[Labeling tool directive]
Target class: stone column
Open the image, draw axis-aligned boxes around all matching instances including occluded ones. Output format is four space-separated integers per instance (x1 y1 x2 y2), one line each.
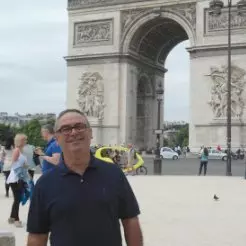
0 232 15 246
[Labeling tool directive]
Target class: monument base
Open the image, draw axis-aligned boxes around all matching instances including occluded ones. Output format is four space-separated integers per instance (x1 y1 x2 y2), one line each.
89 117 103 145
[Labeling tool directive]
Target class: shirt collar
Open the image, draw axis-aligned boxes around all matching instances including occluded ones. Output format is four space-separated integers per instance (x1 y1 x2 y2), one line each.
47 137 56 146
58 152 99 176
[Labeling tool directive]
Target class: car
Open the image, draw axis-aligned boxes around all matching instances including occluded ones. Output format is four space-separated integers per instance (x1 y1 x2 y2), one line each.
199 149 228 161
160 147 179 160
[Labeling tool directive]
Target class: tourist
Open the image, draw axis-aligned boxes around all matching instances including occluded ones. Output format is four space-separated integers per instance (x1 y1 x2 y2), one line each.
23 140 38 180
27 109 143 246
7 133 30 228
1 136 14 197
198 147 209 176
182 146 187 158
34 124 61 174
127 143 136 175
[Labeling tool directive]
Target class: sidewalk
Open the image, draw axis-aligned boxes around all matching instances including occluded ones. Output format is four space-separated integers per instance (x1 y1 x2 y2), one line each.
0 175 246 246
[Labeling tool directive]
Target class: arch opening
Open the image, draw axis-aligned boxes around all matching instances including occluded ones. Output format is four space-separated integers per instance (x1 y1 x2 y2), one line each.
127 16 191 149
129 17 189 66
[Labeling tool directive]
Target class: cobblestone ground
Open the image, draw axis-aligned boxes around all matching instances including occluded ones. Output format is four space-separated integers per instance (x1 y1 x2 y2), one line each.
0 175 246 246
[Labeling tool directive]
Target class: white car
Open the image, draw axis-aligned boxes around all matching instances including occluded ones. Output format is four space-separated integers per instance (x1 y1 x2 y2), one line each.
160 147 179 160
199 149 227 161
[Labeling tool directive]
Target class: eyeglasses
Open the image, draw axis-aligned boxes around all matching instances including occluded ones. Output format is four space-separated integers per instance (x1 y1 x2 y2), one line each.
57 123 89 135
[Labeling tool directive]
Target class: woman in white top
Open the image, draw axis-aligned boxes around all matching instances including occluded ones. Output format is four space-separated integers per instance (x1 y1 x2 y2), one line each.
1 136 14 197
7 133 28 228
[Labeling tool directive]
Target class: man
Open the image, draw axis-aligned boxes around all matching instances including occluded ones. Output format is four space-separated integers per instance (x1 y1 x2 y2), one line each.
27 109 143 246
35 124 61 174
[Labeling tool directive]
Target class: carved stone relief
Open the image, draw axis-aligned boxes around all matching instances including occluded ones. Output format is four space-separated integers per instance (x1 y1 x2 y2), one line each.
208 65 246 119
205 7 246 35
77 72 106 120
121 3 196 37
68 0 146 9
167 3 196 31
74 20 113 46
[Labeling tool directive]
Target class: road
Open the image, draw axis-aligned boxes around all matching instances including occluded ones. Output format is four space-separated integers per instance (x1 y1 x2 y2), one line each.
143 157 246 176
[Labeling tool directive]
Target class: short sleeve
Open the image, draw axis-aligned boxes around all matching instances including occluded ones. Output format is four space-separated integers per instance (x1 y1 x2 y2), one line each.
27 181 50 234
51 142 62 155
118 173 140 220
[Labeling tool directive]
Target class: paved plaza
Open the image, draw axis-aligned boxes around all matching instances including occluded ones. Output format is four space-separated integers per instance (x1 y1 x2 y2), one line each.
1 174 246 246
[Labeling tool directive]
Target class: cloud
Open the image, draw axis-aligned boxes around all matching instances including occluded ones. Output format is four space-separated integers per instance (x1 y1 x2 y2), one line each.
164 41 190 122
0 0 67 115
0 1 190 122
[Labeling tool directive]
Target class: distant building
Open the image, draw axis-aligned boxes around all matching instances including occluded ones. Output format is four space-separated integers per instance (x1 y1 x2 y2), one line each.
0 113 56 127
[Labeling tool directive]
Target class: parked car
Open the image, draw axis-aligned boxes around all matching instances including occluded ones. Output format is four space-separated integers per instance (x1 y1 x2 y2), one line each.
199 149 227 161
160 147 179 160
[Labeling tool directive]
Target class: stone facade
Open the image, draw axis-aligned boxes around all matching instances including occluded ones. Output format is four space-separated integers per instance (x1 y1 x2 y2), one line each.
66 0 246 150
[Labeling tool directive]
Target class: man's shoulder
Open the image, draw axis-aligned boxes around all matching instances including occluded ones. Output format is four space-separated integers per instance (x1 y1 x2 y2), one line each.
35 168 61 188
49 141 62 152
94 158 122 174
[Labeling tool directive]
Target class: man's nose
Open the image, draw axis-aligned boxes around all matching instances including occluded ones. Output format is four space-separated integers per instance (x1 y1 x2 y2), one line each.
70 128 77 135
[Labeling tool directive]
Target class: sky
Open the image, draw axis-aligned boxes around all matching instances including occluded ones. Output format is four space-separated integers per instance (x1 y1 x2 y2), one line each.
0 1 189 122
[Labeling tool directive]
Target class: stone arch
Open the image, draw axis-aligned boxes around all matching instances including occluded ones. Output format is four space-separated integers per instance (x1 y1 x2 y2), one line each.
121 9 196 56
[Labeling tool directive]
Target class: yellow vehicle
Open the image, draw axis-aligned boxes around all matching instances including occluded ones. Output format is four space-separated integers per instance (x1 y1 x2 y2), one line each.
94 146 147 175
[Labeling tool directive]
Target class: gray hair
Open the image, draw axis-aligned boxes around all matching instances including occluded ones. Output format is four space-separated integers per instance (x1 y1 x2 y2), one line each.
54 109 90 131
41 124 55 134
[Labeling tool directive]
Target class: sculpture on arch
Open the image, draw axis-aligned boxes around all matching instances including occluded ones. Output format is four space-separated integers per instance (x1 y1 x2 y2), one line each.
77 72 106 120
208 65 246 119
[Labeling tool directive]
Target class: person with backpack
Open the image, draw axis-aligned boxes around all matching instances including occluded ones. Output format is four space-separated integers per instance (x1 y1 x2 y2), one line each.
198 147 209 176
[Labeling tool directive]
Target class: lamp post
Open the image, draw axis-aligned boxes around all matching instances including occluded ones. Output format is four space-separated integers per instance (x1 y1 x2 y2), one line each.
209 0 246 176
153 82 164 175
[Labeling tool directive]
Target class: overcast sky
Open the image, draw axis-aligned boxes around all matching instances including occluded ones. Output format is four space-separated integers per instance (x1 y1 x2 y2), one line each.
0 1 189 122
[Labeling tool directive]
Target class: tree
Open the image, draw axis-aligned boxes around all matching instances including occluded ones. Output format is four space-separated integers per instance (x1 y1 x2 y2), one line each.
176 124 189 147
0 124 14 144
16 119 45 147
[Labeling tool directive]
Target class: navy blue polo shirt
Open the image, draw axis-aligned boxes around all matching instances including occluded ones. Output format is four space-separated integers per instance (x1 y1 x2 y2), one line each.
42 137 61 174
27 155 140 246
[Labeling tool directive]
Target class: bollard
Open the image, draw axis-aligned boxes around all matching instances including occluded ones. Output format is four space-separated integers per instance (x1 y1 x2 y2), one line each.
0 232 15 246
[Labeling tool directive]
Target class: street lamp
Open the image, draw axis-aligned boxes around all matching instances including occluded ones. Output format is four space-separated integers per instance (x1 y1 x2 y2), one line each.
153 82 164 175
209 0 246 176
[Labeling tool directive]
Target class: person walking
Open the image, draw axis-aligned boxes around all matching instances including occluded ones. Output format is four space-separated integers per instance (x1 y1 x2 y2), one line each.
34 124 61 174
198 147 209 176
23 142 38 180
127 143 136 175
7 134 30 228
27 109 143 246
1 136 14 197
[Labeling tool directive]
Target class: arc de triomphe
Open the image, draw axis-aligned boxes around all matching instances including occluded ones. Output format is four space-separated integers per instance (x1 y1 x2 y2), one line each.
65 0 246 151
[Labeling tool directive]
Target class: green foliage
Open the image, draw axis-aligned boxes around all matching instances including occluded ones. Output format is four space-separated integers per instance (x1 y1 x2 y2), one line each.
175 124 189 147
16 119 46 148
0 124 14 144
164 124 189 148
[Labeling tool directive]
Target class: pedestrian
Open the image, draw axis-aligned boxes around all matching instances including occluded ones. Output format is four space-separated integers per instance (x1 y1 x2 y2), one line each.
127 143 136 175
34 124 61 174
7 133 30 228
182 146 187 158
198 147 209 176
23 141 37 180
27 109 143 246
1 136 14 197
